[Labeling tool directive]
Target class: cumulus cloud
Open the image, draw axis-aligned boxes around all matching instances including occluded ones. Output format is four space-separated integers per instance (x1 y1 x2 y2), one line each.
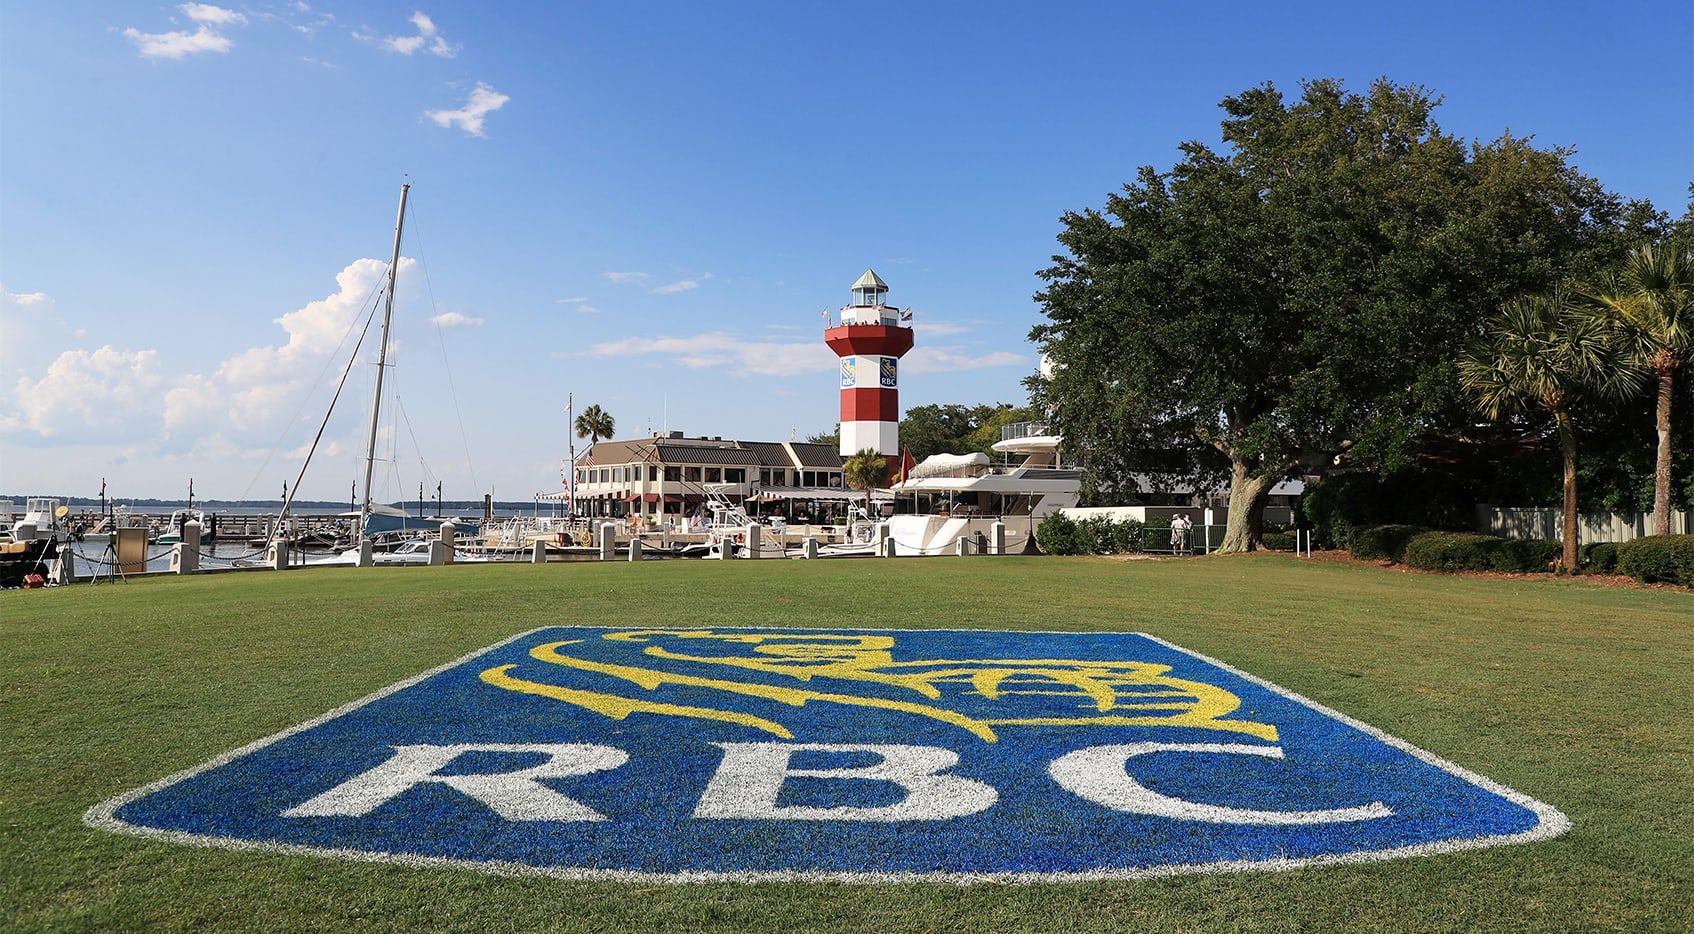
430 311 483 328
384 11 459 57
123 3 245 59
1 347 167 438
425 83 509 137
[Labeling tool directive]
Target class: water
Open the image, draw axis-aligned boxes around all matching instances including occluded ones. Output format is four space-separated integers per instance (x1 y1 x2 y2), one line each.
61 540 284 576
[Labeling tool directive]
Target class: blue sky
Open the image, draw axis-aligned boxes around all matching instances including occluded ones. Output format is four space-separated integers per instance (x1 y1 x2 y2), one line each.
3 2 1689 505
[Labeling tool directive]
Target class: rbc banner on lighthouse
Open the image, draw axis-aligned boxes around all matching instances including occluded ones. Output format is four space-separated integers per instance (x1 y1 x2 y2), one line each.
87 627 1566 881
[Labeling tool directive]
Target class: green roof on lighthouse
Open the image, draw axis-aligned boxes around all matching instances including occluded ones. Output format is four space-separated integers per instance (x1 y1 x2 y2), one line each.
852 269 888 292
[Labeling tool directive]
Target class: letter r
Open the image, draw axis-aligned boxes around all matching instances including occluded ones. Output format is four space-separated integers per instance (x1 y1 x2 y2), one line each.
282 743 628 821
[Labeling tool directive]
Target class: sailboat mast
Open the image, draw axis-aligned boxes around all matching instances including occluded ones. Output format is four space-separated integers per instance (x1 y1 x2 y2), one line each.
360 182 410 529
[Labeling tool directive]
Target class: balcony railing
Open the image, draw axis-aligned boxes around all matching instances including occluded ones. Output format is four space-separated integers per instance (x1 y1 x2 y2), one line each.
999 421 1051 442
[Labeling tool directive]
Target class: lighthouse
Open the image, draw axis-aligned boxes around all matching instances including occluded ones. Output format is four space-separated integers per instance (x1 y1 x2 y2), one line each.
825 269 915 457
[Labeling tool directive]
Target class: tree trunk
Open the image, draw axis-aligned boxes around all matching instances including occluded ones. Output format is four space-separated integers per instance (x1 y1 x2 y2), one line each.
1652 367 1674 538
1218 457 1273 554
1556 409 1579 571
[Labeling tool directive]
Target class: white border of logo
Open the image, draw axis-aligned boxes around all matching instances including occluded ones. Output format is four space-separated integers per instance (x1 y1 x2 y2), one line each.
83 627 1569 883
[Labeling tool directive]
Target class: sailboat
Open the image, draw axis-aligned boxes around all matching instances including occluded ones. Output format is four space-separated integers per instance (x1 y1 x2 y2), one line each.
271 183 479 565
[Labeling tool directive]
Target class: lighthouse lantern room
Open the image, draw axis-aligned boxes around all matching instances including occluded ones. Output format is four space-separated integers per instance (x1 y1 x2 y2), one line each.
824 269 915 458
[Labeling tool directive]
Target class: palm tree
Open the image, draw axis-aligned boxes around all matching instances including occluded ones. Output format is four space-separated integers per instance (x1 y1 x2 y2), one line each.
1589 244 1693 536
841 448 891 522
574 404 615 446
1458 293 1643 570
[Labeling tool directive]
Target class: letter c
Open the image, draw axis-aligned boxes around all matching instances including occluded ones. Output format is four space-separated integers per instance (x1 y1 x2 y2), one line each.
1049 743 1391 825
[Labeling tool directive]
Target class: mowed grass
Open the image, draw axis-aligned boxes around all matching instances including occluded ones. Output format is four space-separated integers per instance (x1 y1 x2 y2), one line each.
2 554 1689 933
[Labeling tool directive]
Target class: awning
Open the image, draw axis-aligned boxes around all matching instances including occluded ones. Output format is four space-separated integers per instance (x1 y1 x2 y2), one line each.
752 486 893 503
623 493 642 502
642 493 661 503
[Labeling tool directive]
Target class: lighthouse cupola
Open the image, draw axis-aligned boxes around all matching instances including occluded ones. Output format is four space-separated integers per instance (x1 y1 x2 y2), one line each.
824 269 915 458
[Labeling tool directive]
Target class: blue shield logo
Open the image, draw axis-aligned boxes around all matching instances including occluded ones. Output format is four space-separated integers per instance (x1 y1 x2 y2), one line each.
840 357 855 388
86 628 1567 881
879 357 898 388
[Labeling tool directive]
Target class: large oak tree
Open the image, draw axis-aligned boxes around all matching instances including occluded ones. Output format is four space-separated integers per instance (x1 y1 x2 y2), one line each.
1030 78 1631 551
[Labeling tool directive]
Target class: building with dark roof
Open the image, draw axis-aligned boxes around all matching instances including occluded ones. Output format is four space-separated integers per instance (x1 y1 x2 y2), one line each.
550 432 883 523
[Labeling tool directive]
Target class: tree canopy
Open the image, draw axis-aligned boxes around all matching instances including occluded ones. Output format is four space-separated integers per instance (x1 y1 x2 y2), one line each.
573 404 615 446
1030 78 1639 551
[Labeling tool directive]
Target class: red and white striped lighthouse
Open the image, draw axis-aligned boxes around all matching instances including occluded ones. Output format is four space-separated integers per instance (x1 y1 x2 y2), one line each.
825 269 915 458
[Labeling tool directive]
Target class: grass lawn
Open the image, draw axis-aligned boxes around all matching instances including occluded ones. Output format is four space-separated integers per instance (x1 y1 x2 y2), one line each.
3 554 1690 932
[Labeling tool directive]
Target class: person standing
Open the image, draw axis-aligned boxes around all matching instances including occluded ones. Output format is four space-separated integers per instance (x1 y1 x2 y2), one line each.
1171 513 1192 555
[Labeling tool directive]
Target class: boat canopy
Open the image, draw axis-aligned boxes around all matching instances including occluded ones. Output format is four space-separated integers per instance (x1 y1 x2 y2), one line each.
906 452 990 480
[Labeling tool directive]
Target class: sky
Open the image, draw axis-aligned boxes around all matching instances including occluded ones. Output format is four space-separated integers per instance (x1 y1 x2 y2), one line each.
3 2 1690 506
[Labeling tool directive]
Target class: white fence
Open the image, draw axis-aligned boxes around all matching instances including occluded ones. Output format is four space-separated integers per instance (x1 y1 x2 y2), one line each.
1475 506 1692 543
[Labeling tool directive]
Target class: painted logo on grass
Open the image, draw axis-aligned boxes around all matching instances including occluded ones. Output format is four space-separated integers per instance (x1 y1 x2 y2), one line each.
85 628 1567 881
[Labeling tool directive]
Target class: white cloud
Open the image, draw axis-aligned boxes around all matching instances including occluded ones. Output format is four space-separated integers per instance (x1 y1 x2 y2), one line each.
385 11 459 57
431 311 484 328
584 332 837 377
425 83 509 137
181 3 246 26
903 347 1026 373
3 288 48 305
653 272 714 295
555 296 588 304
577 327 1027 380
603 272 650 285
1 347 166 438
123 3 245 59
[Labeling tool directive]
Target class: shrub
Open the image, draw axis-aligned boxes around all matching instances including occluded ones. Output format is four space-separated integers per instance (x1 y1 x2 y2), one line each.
1078 516 1115 554
1300 469 1474 551
1491 538 1561 573
1350 524 1428 562
1260 531 1298 552
1579 541 1620 574
1616 534 1694 586
1035 513 1081 555
1104 518 1147 554
1402 531 1505 572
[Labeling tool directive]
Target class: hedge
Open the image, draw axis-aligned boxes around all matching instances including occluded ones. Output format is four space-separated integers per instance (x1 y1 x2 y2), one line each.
1401 531 1559 574
1036 514 1159 556
1579 541 1620 574
1615 534 1694 586
1349 525 1428 562
1260 531 1298 552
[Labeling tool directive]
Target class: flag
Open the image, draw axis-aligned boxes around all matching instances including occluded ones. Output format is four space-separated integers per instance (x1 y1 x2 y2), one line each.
895 446 916 483
900 307 913 321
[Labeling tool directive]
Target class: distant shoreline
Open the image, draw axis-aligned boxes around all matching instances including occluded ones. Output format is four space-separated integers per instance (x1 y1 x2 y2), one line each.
1 495 558 514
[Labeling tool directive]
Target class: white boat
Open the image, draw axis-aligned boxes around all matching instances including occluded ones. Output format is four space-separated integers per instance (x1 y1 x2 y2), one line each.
155 508 207 544
672 485 788 558
76 504 150 544
883 422 1080 556
0 498 67 587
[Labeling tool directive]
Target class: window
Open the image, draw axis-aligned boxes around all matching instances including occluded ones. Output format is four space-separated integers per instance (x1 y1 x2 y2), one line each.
665 466 681 482
647 464 659 482
705 467 722 483
685 466 702 482
725 468 745 484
